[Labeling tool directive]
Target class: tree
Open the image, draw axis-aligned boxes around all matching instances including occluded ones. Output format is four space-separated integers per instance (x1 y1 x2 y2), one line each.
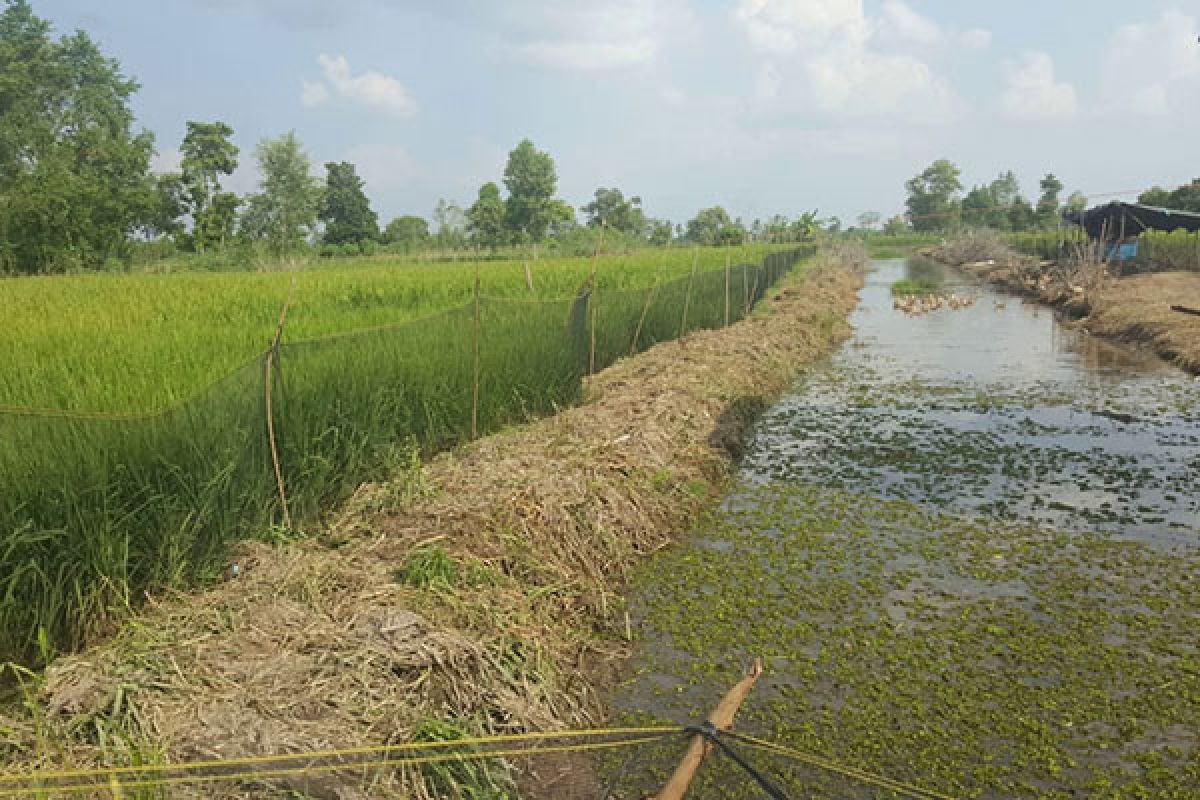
790 211 821 242
319 161 379 246
685 206 733 245
0 0 156 272
961 185 998 228
1007 197 1038 232
857 211 882 231
466 182 507 248
147 173 187 239
883 215 909 235
384 216 429 250
1064 191 1088 214
582 187 646 235
180 121 239 251
503 139 558 242
239 132 321 257
905 159 962 232
1140 179 1200 213
647 219 673 246
1138 187 1173 208
1036 173 1064 226
432 199 467 248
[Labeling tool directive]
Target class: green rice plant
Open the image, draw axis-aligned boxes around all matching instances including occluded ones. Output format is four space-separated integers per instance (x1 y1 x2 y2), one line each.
0 246 811 664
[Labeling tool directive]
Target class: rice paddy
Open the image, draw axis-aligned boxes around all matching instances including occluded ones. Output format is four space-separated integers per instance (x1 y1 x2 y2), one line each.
0 244 799 665
612 258 1200 797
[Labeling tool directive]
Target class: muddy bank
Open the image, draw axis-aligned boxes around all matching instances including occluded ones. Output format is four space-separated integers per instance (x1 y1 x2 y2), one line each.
923 239 1200 374
3 249 865 798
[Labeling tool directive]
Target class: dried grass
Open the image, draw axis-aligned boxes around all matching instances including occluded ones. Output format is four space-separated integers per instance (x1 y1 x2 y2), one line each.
7 248 866 798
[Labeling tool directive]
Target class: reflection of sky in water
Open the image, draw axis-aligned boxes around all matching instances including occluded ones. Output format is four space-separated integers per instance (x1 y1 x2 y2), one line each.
743 258 1200 545
856 258 1173 386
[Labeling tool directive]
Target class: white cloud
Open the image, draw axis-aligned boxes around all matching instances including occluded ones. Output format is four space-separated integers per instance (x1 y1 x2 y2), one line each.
733 0 958 122
1001 51 1078 120
1103 10 1200 116
497 0 689 70
302 54 417 117
879 0 941 45
735 0 867 55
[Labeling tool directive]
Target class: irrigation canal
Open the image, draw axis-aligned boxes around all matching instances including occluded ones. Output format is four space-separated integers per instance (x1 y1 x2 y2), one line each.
614 257 1200 797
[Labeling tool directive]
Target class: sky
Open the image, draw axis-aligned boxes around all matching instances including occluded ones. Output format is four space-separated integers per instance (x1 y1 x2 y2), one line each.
36 0 1200 229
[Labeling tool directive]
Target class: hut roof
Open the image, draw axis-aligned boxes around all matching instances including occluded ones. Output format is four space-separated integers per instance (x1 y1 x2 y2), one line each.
1066 202 1200 239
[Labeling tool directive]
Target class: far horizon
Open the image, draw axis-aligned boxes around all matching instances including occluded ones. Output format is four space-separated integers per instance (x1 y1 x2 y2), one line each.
34 0 1200 227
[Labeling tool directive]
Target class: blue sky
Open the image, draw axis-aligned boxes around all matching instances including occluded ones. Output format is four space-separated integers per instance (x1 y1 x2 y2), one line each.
37 0 1200 228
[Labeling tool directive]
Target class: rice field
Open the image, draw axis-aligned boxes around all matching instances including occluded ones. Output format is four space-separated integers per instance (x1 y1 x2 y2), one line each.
0 244 805 664
0 246 774 414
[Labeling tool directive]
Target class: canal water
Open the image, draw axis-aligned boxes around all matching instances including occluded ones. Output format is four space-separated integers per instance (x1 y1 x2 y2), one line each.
611 258 1200 798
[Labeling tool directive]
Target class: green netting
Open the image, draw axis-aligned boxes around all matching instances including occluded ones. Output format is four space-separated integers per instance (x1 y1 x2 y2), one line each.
0 247 811 664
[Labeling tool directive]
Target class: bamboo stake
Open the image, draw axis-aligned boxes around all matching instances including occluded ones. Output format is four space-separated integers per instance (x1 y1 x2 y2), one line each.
264 276 297 531
472 260 481 439
524 261 534 293
653 659 764 800
742 262 749 315
588 222 607 375
680 249 698 338
629 281 658 356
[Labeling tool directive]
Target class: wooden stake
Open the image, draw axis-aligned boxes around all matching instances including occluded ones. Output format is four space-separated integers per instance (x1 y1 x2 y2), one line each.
264 275 297 531
680 249 698 338
471 260 481 439
653 659 764 800
524 261 534 293
588 222 607 375
630 281 658 355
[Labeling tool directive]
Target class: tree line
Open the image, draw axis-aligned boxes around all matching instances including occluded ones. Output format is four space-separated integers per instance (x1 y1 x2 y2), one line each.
0 1 820 275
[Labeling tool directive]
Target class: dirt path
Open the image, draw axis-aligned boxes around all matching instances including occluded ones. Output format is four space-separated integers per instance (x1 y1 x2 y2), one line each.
7 249 865 799
923 240 1200 374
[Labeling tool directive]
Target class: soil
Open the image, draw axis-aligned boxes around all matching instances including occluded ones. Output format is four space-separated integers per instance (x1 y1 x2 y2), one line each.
5 248 866 799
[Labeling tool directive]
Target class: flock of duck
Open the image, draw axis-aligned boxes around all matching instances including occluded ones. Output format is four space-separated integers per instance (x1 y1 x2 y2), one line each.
892 293 984 316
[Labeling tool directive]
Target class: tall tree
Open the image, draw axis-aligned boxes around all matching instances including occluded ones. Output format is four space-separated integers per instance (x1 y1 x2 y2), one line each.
503 139 558 242
1064 192 1088 214
905 159 962 232
180 121 239 251
961 184 998 228
0 0 155 272
686 206 734 245
432 198 467 248
582 187 646 235
383 215 429 250
466 182 507 248
1036 173 1064 226
239 132 321 257
319 161 379 246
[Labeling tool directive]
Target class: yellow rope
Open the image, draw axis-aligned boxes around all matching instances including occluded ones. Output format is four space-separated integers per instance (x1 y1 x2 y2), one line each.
0 734 668 797
0 726 676 786
729 733 958 800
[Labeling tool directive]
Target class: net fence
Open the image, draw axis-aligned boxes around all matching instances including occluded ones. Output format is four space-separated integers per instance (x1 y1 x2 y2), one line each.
0 247 813 663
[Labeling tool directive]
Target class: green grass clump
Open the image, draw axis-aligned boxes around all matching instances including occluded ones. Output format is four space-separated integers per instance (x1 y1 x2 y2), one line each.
890 278 942 296
397 546 460 590
0 246 811 664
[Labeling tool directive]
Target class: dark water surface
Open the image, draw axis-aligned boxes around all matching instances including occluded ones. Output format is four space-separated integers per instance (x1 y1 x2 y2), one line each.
613 259 1200 798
